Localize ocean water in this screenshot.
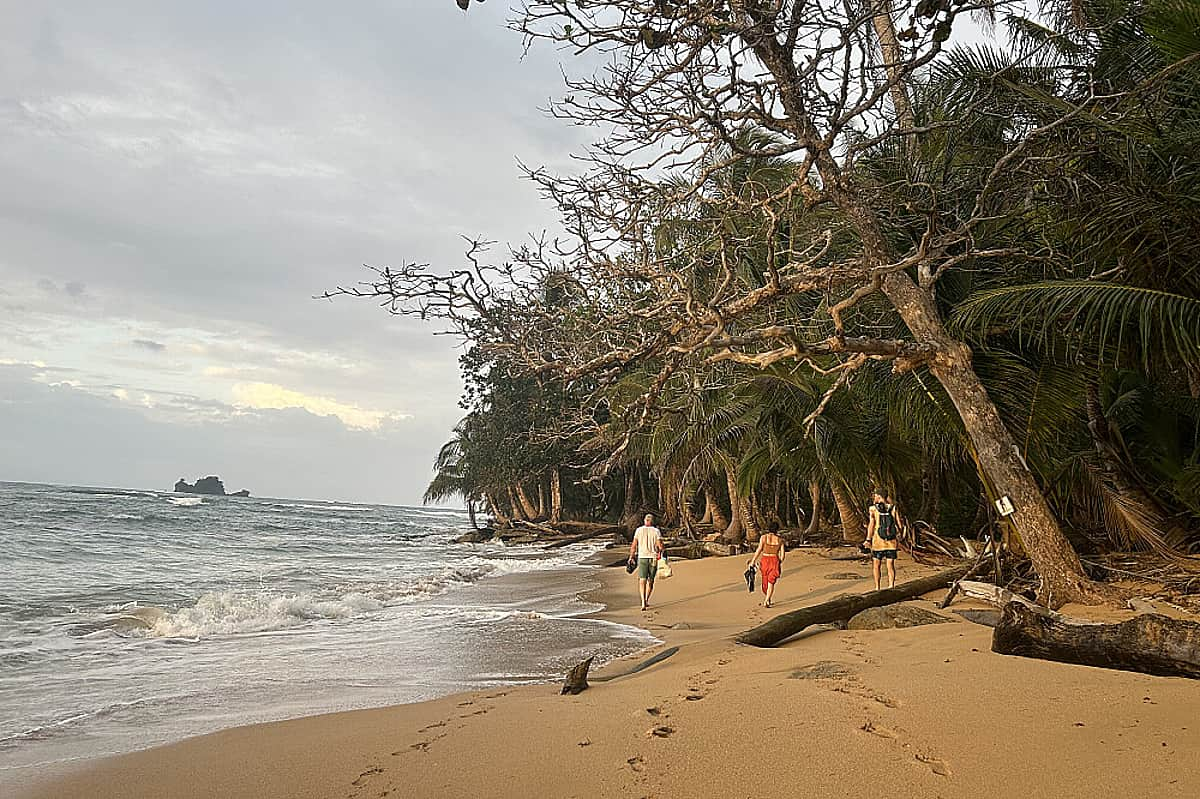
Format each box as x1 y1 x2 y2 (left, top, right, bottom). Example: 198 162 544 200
0 482 654 782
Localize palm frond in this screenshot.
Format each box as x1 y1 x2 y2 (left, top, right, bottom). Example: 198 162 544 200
952 281 1200 366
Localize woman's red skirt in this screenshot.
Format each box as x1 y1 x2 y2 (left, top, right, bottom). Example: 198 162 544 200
760 555 780 591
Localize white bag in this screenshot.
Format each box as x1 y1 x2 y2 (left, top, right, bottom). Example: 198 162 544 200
657 555 673 579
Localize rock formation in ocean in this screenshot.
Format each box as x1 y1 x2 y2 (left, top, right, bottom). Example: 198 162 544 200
173 476 251 497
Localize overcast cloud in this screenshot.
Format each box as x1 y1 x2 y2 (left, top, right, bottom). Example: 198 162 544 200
0 1 582 504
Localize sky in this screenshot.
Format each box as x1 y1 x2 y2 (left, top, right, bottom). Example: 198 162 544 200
0 1 585 504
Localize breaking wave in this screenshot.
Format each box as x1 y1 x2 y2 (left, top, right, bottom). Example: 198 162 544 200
139 554 587 639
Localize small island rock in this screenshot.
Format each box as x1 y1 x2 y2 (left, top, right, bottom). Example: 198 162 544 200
173 476 251 497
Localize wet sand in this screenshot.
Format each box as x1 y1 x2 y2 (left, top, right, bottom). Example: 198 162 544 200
22 548 1200 798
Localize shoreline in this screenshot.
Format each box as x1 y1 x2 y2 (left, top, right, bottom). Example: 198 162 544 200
20 548 1200 799
5 543 655 797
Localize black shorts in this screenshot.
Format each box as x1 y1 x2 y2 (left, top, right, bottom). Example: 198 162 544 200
872 549 897 560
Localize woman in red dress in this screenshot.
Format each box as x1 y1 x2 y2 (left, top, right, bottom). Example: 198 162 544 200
747 521 786 608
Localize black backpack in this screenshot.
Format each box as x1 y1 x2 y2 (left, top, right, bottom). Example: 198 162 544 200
876 502 898 540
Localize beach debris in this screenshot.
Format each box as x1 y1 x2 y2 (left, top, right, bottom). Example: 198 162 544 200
954 580 1044 612
846 603 955 630
992 601 1200 679
561 656 594 695
578 738 591 747
737 565 970 647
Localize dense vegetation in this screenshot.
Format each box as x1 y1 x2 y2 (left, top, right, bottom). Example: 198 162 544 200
338 0 1199 603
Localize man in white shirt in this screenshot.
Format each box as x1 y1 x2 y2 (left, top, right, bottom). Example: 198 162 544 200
629 513 664 611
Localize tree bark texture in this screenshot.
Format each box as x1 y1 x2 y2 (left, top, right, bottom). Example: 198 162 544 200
709 482 730 532
831 479 864 543
488 492 511 525
700 485 715 525
992 602 1200 679
515 483 539 520
804 480 822 535
550 468 563 524
723 458 745 545
870 1 916 147
623 470 637 520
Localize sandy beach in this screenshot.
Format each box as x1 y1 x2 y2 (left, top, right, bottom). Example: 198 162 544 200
23 548 1200 799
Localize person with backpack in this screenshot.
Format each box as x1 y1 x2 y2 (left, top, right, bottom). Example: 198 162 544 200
863 490 903 590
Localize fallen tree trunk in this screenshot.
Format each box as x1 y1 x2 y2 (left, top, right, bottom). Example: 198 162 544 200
544 526 622 549
736 564 969 647
508 518 562 536
991 602 1200 679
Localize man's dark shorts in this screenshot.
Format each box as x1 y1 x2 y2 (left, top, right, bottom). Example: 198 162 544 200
637 557 658 580
872 549 897 560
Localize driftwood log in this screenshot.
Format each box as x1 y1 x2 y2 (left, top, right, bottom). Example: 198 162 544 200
736 565 969 647
954 580 1043 611
561 656 594 694
544 526 622 549
992 602 1200 679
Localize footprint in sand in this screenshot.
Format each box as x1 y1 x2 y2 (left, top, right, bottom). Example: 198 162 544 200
860 721 899 739
915 753 952 776
417 720 446 733
350 767 384 787
627 755 646 773
407 732 448 753
646 725 675 738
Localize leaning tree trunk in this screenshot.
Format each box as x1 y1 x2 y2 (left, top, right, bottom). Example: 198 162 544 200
881 271 1102 606
722 459 745 545
831 479 864 543
745 22 1102 609
506 486 526 522
549 468 563 524
622 470 637 520
488 492 511 525
661 479 680 527
744 487 764 543
699 485 715 525
708 483 730 532
466 500 478 530
804 479 822 535
870 0 916 149
515 482 539 521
